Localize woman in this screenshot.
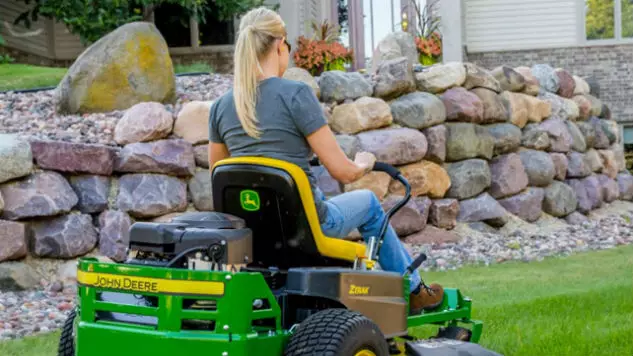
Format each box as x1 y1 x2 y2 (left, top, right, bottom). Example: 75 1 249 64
207 7 443 315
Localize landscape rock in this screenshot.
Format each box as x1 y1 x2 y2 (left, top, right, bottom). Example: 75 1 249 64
445 159 491 200
114 139 195 176
462 63 501 92
491 66 525 92
518 150 556 187
0 263 40 291
283 67 320 98
117 174 187 218
487 123 521 155
566 151 592 178
589 117 611 149
555 68 575 98
531 64 560 93
344 172 391 199
0 172 78 220
538 92 565 120
312 166 342 197
549 153 569 180
572 95 592 120
565 179 591 214
617 172 633 200
30 213 98 258
514 66 540 95
373 57 415 99
390 92 445 129
114 102 174 145
597 174 619 203
382 195 432 236
429 199 459 229
98 210 133 262
332 97 392 134
573 75 590 95
523 95 551 123
404 225 461 245
421 125 446 163
335 135 361 160
188 169 213 211
471 88 508 123
0 220 27 262
30 140 117 175
565 121 587 152
576 121 596 148
565 211 589 225
585 94 603 117
319 71 373 102
55 22 176 114
0 134 33 184
440 87 484 123
498 187 544 222
521 128 551 150
193 144 209 168
499 91 528 128
542 181 577 217
357 128 427 165
561 97 580 121
611 144 626 172
370 32 418 73
598 150 618 179
584 149 603 172
600 119 619 144
174 101 213 144
582 175 604 210
488 153 529 199
457 193 508 227
445 123 494 161
69 175 110 214
414 62 466 93
538 118 572 153
389 161 450 198
601 103 612 119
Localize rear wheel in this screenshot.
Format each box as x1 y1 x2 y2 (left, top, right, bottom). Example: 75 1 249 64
58 309 76 356
284 309 389 356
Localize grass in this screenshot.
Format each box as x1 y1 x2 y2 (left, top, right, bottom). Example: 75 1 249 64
0 62 214 92
1 246 631 356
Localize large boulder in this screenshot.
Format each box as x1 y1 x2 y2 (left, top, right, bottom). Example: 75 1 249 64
193 144 209 168
598 149 618 179
357 128 427 166
499 91 529 128
617 172 633 200
514 66 540 95
390 92 446 130
69 175 110 214
30 213 98 258
521 127 551 151
498 187 544 222
336 135 361 160
114 102 174 145
549 153 569 180
414 62 466 93
565 121 587 152
388 161 450 198
523 95 551 123
445 123 494 161
462 63 501 92
55 22 176 114
471 88 508 123
566 151 592 178
445 159 491 200
589 117 611 149
188 169 214 211
542 181 577 217
421 125 447 163
531 64 559 93
0 220 27 262
98 210 133 262
174 101 213 145
114 139 196 176
283 67 320 98
585 149 604 173
382 196 431 236
0 134 33 184
572 95 592 120
0 263 41 291
573 76 590 95
538 118 573 153
370 32 418 73
116 173 187 218
30 140 118 175
597 174 619 203
486 123 522 155
576 121 596 148
440 87 484 123
491 66 525 92
373 57 416 99
319 71 373 102
488 153 529 199
312 166 342 197
518 149 556 187
344 172 391 200
428 199 459 229
457 193 508 227
555 68 575 98
331 97 393 134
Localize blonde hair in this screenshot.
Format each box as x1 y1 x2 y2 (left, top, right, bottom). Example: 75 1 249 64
233 7 286 138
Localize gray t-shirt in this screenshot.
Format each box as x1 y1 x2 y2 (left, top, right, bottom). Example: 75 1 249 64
209 77 329 222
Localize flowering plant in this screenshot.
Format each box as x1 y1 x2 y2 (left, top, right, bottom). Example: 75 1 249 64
292 20 354 76
415 32 442 65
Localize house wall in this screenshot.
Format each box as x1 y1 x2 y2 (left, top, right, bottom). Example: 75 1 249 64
0 1 53 58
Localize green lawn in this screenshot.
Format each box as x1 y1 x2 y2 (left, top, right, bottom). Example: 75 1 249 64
1 246 631 356
0 62 214 92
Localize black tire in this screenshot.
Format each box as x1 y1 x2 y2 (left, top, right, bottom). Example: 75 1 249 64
58 309 76 356
284 308 390 356
436 326 472 341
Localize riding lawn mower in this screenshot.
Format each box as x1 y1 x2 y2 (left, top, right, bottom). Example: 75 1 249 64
58 157 502 356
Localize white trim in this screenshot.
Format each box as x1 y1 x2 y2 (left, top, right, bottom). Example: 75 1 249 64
579 0 633 45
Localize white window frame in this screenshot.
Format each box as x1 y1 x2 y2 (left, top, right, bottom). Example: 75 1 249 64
578 0 633 46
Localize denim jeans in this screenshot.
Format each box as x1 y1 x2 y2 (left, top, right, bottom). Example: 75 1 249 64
315 188 422 293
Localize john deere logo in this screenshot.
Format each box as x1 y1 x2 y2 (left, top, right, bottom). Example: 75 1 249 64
240 190 260 211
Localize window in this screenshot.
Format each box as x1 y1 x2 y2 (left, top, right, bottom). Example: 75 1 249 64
585 0 633 40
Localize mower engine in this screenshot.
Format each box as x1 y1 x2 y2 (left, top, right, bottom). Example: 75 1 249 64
125 212 253 272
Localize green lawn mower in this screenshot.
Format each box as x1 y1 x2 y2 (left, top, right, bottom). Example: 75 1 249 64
58 156 501 356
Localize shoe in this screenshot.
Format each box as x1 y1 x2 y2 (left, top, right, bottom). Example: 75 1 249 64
409 283 444 315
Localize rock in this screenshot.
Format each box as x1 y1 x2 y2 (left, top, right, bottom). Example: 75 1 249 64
597 150 618 179
188 169 213 211
428 199 459 229
499 91 528 128
617 172 633 200
531 64 559 93
538 92 566 120
0 220 27 262
572 95 592 120
566 151 592 178
69 175 110 214
0 171 78 220
370 31 418 73
471 88 508 123
30 213 98 258
585 94 603 117
390 92 445 130
445 123 494 162
549 153 569 180
600 119 619 144
589 117 611 149
357 128 427 165
404 225 460 245
382 195 431 236
555 68 575 98
561 97 580 121
514 66 540 95
601 103 612 120
565 211 588 225
319 71 373 103
55 22 175 114
538 118 572 153
586 76 601 98
193 144 209 168
114 139 195 176
344 172 391 200
421 125 446 163
564 179 589 214
30 140 117 176
114 102 174 145
440 87 484 123
312 166 342 197
597 174 619 203
117 174 187 218
498 187 544 222
174 101 213 144
335 135 361 160
565 121 587 152
584 149 603 172
573 75 590 95
0 134 33 184
414 62 466 93
542 181 577 217
582 175 603 209
445 159 491 200
98 210 133 262
488 153 528 199
331 97 392 134
462 63 501 92
0 263 40 291
457 193 508 227
283 67 320 98
373 57 415 99
521 128 551 151
487 123 521 155
519 150 556 187
611 144 626 172
388 161 450 198
523 95 551 123
491 66 525 92
576 121 596 148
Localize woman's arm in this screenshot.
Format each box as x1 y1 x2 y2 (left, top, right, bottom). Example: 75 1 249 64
208 142 230 171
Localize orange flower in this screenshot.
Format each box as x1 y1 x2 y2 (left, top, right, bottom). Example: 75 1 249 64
293 36 354 75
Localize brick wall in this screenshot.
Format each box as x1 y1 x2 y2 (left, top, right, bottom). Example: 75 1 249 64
466 44 633 124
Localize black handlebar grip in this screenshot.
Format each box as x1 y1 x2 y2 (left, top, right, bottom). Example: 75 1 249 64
373 162 400 179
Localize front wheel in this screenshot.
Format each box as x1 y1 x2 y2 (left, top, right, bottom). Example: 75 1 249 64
58 309 76 356
284 308 389 356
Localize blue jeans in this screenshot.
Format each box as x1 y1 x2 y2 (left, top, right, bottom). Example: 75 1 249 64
315 188 422 293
